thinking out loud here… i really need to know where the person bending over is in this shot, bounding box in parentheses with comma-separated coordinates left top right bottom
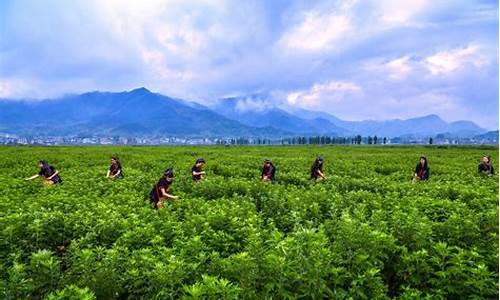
(107, 156, 123, 179)
(261, 159, 276, 182)
(192, 158, 206, 181)
(311, 156, 327, 181)
(149, 168, 178, 209)
(25, 160, 62, 186)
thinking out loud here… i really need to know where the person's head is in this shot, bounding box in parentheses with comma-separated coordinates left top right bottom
(482, 156, 491, 164)
(316, 156, 324, 165)
(111, 156, 119, 164)
(419, 156, 428, 166)
(164, 167, 174, 181)
(264, 159, 272, 167)
(39, 160, 47, 167)
(195, 158, 205, 167)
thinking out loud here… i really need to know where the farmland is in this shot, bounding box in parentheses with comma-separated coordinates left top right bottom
(0, 145, 498, 299)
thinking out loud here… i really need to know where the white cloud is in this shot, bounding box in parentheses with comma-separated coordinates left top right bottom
(0, 81, 11, 98)
(0, 79, 41, 99)
(378, 0, 430, 26)
(276, 0, 435, 54)
(424, 45, 487, 75)
(235, 98, 274, 113)
(384, 56, 413, 79)
(364, 44, 489, 81)
(365, 56, 413, 80)
(0, 0, 497, 128)
(280, 12, 351, 52)
(287, 80, 362, 106)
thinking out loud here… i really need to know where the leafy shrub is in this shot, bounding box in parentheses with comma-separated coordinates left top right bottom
(0, 145, 497, 299)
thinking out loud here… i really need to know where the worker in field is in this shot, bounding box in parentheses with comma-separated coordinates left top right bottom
(413, 156, 430, 182)
(25, 160, 62, 185)
(106, 156, 123, 179)
(261, 159, 276, 182)
(478, 155, 495, 176)
(311, 156, 327, 181)
(149, 167, 178, 209)
(192, 158, 206, 181)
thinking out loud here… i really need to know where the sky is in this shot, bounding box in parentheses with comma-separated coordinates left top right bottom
(0, 0, 498, 129)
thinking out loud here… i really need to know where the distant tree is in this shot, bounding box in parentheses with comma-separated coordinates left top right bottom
(429, 137, 433, 145)
(374, 135, 378, 145)
(368, 136, 373, 144)
(356, 135, 362, 145)
(383, 137, 387, 145)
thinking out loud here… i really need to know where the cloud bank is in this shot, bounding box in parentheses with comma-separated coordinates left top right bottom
(0, 0, 498, 128)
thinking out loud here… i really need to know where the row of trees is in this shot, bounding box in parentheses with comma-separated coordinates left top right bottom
(282, 135, 389, 145)
(217, 136, 391, 145)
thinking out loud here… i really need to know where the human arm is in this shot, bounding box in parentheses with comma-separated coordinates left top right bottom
(160, 187, 178, 200)
(47, 170, 59, 181)
(111, 169, 121, 178)
(25, 174, 40, 180)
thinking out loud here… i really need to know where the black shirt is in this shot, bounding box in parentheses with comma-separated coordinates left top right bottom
(192, 165, 202, 181)
(311, 165, 323, 179)
(39, 165, 62, 183)
(109, 162, 123, 178)
(261, 164, 275, 181)
(149, 177, 172, 203)
(478, 163, 494, 175)
(415, 163, 429, 180)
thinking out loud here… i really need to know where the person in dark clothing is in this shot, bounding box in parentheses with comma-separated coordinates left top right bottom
(192, 158, 206, 181)
(413, 156, 430, 182)
(149, 168, 178, 209)
(311, 156, 327, 181)
(478, 156, 495, 176)
(107, 156, 123, 179)
(261, 159, 276, 182)
(25, 160, 62, 185)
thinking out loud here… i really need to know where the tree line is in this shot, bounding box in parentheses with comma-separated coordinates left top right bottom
(216, 135, 391, 145)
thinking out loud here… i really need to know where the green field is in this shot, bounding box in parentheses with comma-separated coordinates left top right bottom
(0, 145, 498, 299)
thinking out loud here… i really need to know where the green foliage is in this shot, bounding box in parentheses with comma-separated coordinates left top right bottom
(182, 275, 241, 299)
(0, 145, 497, 299)
(44, 285, 96, 300)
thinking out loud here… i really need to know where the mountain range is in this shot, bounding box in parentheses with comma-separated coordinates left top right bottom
(0, 87, 490, 138)
(211, 94, 487, 137)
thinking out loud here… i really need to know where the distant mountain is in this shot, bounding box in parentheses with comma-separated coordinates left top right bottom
(282, 106, 486, 137)
(473, 130, 499, 142)
(0, 88, 489, 139)
(0, 88, 289, 137)
(211, 96, 347, 135)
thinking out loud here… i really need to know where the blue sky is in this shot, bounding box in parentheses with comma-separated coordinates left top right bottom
(0, 0, 498, 129)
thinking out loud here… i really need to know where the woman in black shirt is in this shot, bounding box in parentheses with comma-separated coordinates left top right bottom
(413, 156, 429, 181)
(261, 159, 276, 182)
(311, 156, 326, 181)
(478, 156, 495, 176)
(149, 168, 178, 209)
(107, 156, 123, 179)
(191, 158, 206, 181)
(25, 160, 62, 185)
